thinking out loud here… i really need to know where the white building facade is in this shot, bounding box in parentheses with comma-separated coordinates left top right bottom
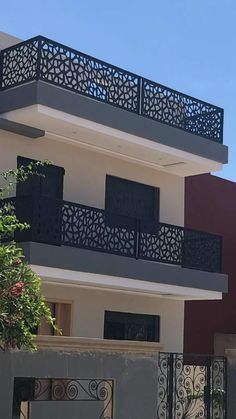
(0, 32, 228, 419)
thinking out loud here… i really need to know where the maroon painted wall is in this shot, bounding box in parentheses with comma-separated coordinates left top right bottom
(184, 173, 236, 354)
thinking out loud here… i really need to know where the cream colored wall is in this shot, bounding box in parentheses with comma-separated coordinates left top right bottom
(0, 32, 21, 50)
(42, 283, 185, 353)
(0, 131, 184, 225)
(0, 128, 185, 353)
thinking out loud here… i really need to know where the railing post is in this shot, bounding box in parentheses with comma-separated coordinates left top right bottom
(138, 77, 143, 115)
(219, 235, 223, 273)
(224, 357, 228, 419)
(0, 50, 3, 91)
(181, 229, 185, 268)
(36, 36, 42, 81)
(220, 109, 224, 144)
(135, 219, 140, 259)
(204, 357, 211, 419)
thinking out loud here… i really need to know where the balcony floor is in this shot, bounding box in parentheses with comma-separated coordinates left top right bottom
(0, 81, 228, 176)
(18, 241, 227, 297)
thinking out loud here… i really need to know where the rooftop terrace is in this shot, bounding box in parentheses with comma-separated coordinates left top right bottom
(0, 36, 224, 144)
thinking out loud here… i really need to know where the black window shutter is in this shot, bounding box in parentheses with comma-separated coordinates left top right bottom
(16, 156, 65, 245)
(105, 175, 159, 222)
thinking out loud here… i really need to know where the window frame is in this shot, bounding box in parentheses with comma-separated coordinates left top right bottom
(37, 298, 73, 337)
(103, 310, 160, 343)
(105, 175, 160, 223)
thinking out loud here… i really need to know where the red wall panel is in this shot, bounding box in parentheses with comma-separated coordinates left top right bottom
(184, 174, 236, 354)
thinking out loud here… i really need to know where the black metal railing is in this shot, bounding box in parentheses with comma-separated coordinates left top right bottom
(1, 196, 222, 273)
(0, 36, 223, 143)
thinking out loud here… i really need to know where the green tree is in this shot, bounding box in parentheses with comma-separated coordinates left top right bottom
(0, 161, 56, 350)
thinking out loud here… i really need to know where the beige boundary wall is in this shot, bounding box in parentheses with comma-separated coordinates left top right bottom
(0, 344, 160, 419)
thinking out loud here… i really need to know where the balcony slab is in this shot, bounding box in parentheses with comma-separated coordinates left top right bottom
(19, 241, 228, 296)
(0, 81, 228, 176)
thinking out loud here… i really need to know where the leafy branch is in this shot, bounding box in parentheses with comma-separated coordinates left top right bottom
(0, 160, 58, 351)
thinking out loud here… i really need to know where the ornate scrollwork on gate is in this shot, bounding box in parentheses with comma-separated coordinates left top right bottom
(211, 358, 227, 419)
(34, 379, 113, 419)
(13, 378, 113, 419)
(157, 353, 227, 419)
(174, 354, 206, 419)
(157, 352, 170, 419)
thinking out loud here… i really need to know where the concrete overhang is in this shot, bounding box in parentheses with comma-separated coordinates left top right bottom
(20, 242, 228, 300)
(0, 81, 228, 177)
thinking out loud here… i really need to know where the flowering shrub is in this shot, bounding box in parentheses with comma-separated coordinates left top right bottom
(0, 161, 56, 350)
(10, 281, 24, 297)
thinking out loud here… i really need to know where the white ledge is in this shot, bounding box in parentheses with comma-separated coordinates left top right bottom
(31, 264, 224, 301)
(34, 335, 163, 354)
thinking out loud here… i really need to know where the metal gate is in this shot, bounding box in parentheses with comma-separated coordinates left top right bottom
(157, 353, 227, 419)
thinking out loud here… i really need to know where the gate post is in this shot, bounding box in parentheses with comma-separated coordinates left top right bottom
(204, 357, 211, 419)
(12, 378, 34, 419)
(167, 353, 174, 419)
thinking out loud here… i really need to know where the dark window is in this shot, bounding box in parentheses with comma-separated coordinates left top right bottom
(16, 156, 65, 245)
(104, 311, 160, 342)
(105, 175, 159, 222)
(16, 156, 65, 200)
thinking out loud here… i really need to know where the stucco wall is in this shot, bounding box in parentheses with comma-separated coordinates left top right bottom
(42, 283, 185, 353)
(0, 131, 184, 226)
(224, 350, 236, 419)
(0, 349, 159, 419)
(184, 174, 236, 354)
(0, 31, 21, 50)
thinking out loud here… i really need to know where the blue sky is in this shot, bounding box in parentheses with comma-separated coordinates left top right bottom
(1, 0, 236, 181)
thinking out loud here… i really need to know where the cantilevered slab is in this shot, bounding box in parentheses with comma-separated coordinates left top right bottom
(0, 81, 228, 176)
(0, 117, 45, 138)
(19, 242, 228, 297)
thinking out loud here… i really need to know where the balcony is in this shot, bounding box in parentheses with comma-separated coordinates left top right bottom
(4, 196, 222, 274)
(0, 35, 224, 144)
